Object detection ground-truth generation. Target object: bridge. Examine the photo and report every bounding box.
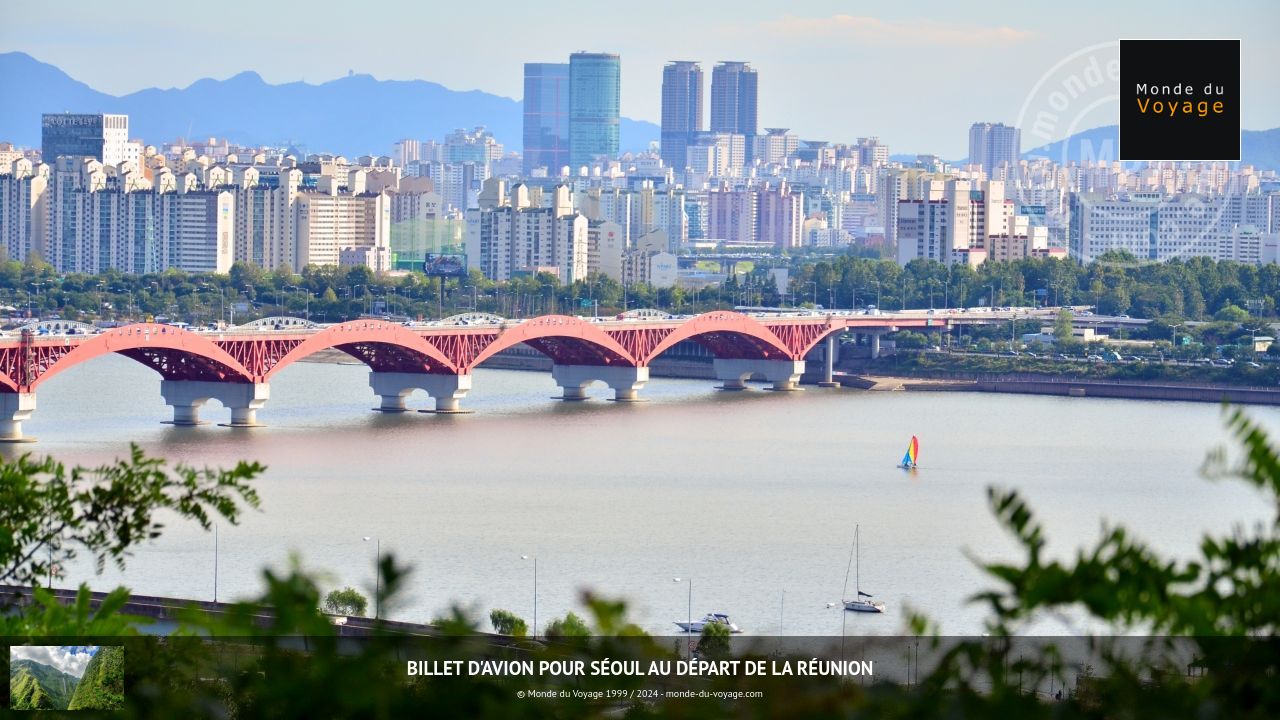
[0,308,1041,441]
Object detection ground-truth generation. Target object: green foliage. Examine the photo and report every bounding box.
[321,587,368,617]
[1214,303,1250,323]
[66,646,125,710]
[544,611,590,638]
[1053,308,1074,341]
[696,621,731,658]
[9,660,77,709]
[0,444,263,589]
[488,608,528,637]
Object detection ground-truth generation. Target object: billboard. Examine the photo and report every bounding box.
[423,253,467,278]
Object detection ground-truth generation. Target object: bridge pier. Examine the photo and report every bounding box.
[870,332,882,359]
[714,358,805,391]
[551,364,649,401]
[818,335,839,387]
[0,392,37,442]
[160,380,270,427]
[369,372,472,413]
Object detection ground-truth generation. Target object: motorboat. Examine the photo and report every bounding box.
[674,613,743,634]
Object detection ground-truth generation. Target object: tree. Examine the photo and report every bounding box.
[321,587,369,617]
[1214,303,1249,323]
[544,611,590,638]
[1053,308,1074,342]
[0,445,263,589]
[488,608,528,637]
[697,620,731,658]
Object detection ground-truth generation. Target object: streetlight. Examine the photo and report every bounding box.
[673,577,692,659]
[521,555,537,639]
[363,536,381,619]
[808,281,817,309]
[213,523,219,603]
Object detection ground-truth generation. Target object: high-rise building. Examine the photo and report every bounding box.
[568,52,621,169]
[41,113,130,165]
[709,62,758,164]
[465,180,587,283]
[294,188,391,271]
[968,123,1021,175]
[660,61,703,172]
[523,63,571,175]
[0,159,50,263]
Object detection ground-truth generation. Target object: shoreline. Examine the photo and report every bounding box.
[299,349,1280,405]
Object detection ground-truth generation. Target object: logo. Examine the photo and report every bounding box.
[1119,39,1240,161]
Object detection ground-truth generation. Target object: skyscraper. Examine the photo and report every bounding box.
[523,63,570,175]
[660,61,703,172]
[568,52,621,169]
[710,62,758,164]
[41,113,130,165]
[968,123,1021,175]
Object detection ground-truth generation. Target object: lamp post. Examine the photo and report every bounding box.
[213,523,219,603]
[673,577,692,659]
[807,281,817,308]
[521,555,537,639]
[363,536,380,619]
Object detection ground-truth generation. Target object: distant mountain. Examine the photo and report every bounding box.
[66,646,124,711]
[9,659,79,710]
[0,52,659,156]
[1023,124,1280,171]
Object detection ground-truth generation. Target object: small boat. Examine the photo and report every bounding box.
[842,524,886,614]
[674,613,743,634]
[899,435,919,469]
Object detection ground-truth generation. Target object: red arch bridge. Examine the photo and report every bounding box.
[0,308,983,441]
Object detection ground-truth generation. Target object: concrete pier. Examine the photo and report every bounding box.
[713,358,806,391]
[551,364,650,401]
[0,392,37,442]
[817,335,840,387]
[368,372,473,413]
[160,380,270,427]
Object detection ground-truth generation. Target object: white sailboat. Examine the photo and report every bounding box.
[842,524,885,614]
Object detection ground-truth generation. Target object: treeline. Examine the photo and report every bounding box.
[787,250,1280,319]
[1,250,1277,325]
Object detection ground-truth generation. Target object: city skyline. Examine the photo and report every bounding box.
[3,1,1278,158]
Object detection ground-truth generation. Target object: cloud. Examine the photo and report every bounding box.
[756,14,1034,48]
[10,645,99,678]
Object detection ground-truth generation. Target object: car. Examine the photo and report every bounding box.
[1248,361,1262,368]
[1025,351,1039,358]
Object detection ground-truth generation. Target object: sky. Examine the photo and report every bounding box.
[3,0,1277,157]
[11,645,99,678]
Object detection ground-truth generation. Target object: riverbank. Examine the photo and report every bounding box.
[299,348,1280,405]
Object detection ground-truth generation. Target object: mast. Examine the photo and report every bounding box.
[855,524,860,596]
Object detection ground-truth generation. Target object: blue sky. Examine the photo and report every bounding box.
[3,0,1276,156]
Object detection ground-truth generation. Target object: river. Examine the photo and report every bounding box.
[6,354,1274,637]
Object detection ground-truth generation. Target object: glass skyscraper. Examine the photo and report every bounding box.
[710,62,758,163]
[568,52,621,169]
[660,61,703,172]
[523,63,570,175]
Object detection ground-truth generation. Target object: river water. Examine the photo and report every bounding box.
[6,354,1274,637]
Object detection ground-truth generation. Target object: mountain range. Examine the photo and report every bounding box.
[1022,125,1280,171]
[9,658,80,710]
[0,52,659,156]
[1,52,1275,169]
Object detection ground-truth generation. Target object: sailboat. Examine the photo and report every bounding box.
[842,524,885,614]
[899,435,919,469]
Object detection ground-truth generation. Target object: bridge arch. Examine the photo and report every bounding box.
[638,311,793,364]
[261,319,461,379]
[467,315,637,370]
[19,323,254,392]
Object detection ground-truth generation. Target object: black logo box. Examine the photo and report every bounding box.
[1119,39,1240,161]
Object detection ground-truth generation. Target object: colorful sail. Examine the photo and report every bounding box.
[901,435,919,467]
